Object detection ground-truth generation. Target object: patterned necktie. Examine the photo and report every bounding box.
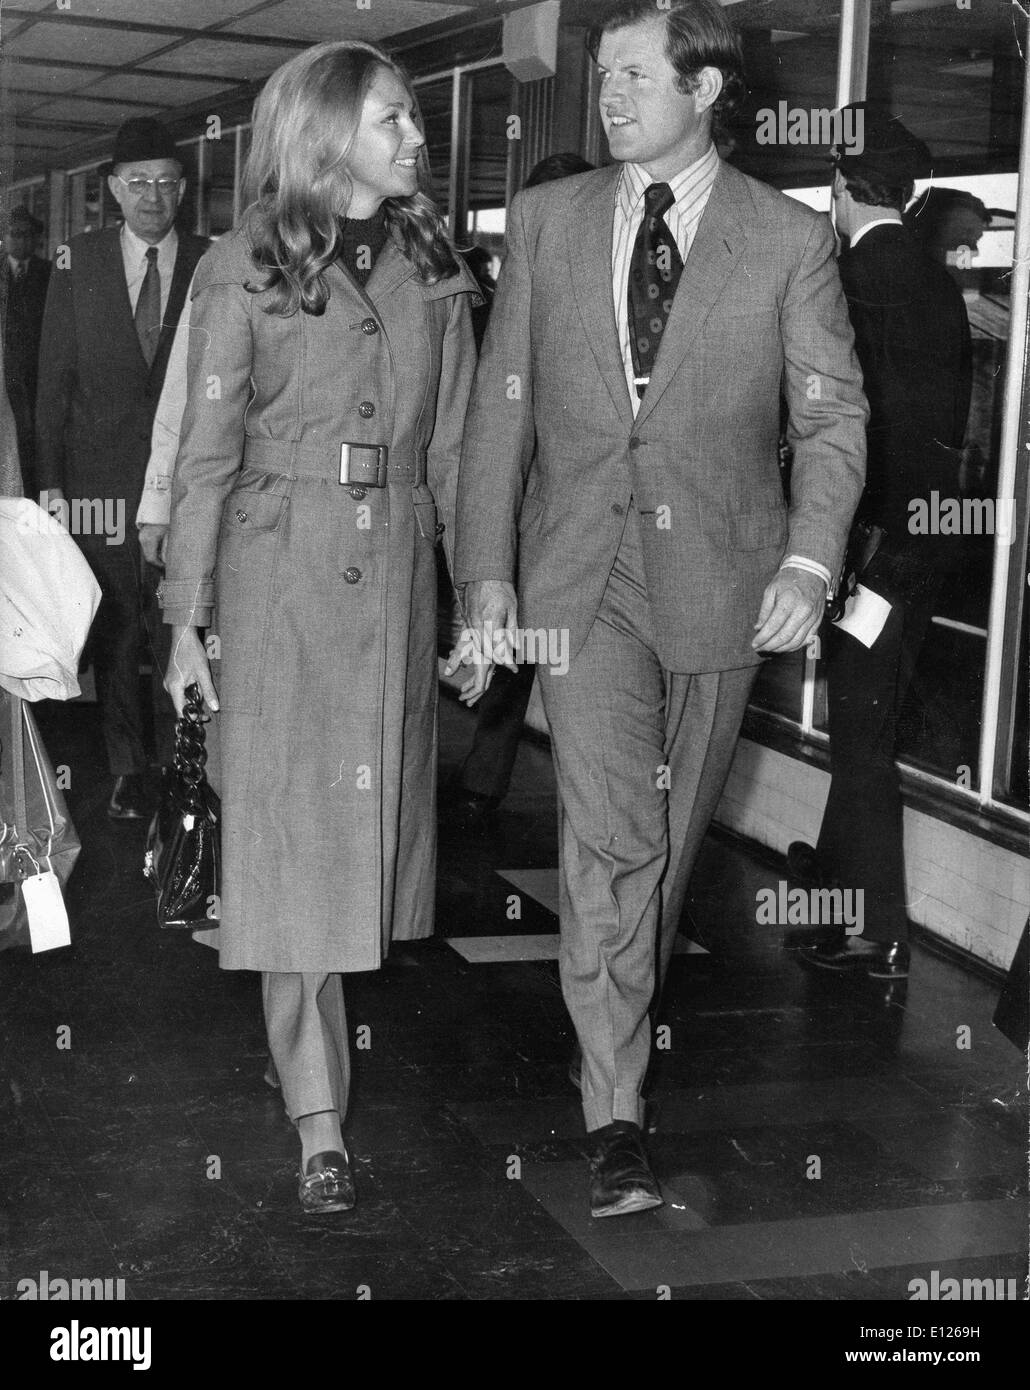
[134,245,160,366]
[628,183,684,400]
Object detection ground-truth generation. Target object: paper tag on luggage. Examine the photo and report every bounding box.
[23,870,72,953]
[832,583,892,648]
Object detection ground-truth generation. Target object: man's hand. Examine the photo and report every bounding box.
[139,522,169,568]
[443,579,518,706]
[752,566,825,654]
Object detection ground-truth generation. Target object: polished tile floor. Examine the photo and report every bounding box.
[1,692,1026,1302]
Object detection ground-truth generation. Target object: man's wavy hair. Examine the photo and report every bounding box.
[587,0,747,136]
[242,40,459,315]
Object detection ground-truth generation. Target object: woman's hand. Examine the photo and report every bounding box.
[165,625,220,717]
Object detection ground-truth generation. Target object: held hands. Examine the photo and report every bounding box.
[443,579,519,706]
[165,626,219,718]
[752,566,826,654]
[139,523,169,568]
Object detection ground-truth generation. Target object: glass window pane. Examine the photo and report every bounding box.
[206,131,237,238]
[415,77,453,220]
[465,65,511,256]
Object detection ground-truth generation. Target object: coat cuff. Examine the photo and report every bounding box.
[159,576,213,628]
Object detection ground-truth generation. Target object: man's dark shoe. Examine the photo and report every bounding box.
[298,1149,356,1214]
[587,1120,663,1218]
[107,773,147,820]
[802,937,910,979]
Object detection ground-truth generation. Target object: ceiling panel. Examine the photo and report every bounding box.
[88,72,238,103]
[26,97,165,126]
[1,64,93,94]
[3,23,170,66]
[13,125,90,147]
[61,0,263,23]
[142,38,304,80]
[223,0,471,42]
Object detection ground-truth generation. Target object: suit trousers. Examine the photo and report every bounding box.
[261,972,351,1122]
[536,507,757,1130]
[816,548,942,943]
[81,540,175,775]
[458,661,536,802]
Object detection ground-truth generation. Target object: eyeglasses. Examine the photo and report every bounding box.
[115,176,182,197]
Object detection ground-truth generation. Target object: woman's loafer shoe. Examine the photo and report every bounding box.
[298,1149,355,1214]
[588,1121,663,1218]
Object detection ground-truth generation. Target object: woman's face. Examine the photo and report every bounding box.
[344,65,425,217]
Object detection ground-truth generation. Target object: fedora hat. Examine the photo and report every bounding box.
[105,118,181,176]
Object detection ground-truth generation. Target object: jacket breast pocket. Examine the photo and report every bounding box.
[213,487,291,715]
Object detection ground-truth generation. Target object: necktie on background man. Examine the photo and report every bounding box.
[628,183,684,400]
[134,246,160,366]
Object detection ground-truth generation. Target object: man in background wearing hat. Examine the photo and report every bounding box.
[1,205,51,500]
[35,118,208,820]
[791,106,972,980]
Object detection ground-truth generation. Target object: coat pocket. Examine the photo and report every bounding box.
[212,487,291,715]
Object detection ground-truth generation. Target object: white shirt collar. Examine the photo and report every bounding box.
[120,221,177,267]
[848,216,903,249]
[618,143,719,218]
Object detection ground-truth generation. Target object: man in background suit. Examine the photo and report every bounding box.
[35,118,208,819]
[1,206,51,501]
[792,108,973,980]
[453,0,867,1217]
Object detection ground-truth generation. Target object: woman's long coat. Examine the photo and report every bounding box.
[161,226,479,973]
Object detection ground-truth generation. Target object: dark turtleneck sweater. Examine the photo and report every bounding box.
[339,210,390,287]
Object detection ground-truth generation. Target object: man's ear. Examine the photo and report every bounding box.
[693,66,724,115]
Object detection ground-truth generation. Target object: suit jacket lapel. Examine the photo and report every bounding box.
[101,225,144,366]
[634,160,751,430]
[568,167,634,429]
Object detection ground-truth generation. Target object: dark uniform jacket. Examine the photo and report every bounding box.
[838,223,972,567]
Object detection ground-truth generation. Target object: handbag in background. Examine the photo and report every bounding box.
[0,688,80,952]
[144,683,221,929]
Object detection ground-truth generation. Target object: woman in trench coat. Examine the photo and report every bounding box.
[161,40,482,1213]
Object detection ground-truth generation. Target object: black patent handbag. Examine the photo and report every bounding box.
[144,683,221,929]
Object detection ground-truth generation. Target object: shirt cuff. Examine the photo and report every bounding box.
[779,555,832,590]
[136,480,172,527]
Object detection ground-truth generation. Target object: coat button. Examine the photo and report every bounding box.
[235,509,248,523]
[358,401,376,418]
[348,486,367,501]
[360,318,379,335]
[435,521,446,537]
[344,567,362,584]
[611,503,624,516]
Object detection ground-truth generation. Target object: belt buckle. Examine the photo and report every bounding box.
[339,442,388,488]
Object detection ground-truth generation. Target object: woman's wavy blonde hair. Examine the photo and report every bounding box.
[242,40,459,315]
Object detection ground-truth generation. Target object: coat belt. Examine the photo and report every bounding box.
[242,437,428,487]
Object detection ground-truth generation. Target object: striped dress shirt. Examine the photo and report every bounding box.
[610,146,831,592]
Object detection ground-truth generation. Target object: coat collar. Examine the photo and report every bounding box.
[567,165,632,428]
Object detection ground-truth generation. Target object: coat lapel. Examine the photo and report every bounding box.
[568,167,634,429]
[633,160,752,430]
[151,232,202,384]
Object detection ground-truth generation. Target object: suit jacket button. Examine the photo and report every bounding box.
[435,521,446,537]
[629,437,641,450]
[358,401,375,418]
[344,567,362,584]
[361,318,379,335]
[348,485,367,500]
[611,503,624,516]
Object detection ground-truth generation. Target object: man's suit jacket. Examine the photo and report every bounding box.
[838,224,972,566]
[454,160,868,674]
[35,224,208,543]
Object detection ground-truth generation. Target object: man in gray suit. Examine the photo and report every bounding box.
[453,0,867,1218]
